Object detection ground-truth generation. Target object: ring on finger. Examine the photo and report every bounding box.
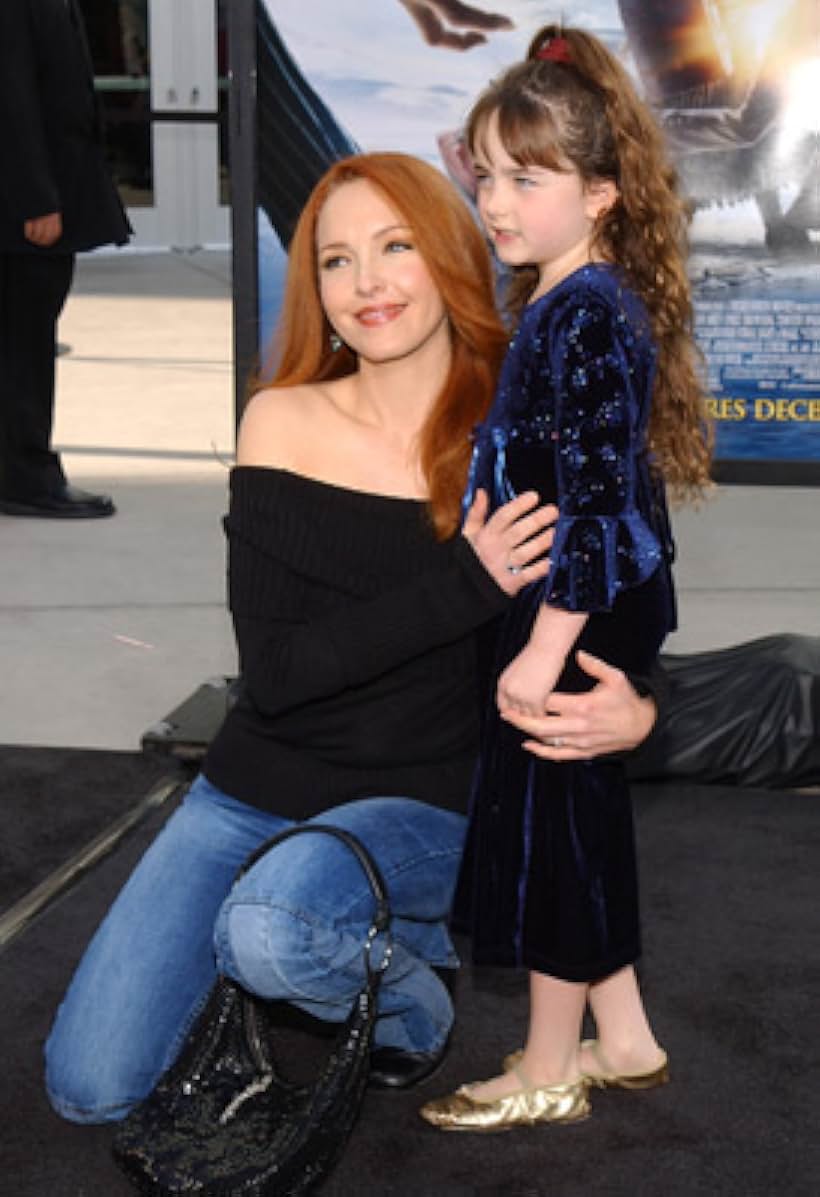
[506,561,523,575]
[549,736,564,748]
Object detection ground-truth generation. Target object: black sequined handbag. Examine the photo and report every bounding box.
[112,823,392,1196]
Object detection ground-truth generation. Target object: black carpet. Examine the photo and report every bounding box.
[0,746,177,909]
[1,749,819,1197]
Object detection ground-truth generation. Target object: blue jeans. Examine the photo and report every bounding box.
[45,775,466,1124]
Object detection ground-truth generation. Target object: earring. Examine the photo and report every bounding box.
[329,332,343,352]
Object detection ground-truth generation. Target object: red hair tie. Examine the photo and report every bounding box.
[535,37,572,64]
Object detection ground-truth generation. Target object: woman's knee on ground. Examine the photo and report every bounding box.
[44,1026,145,1125]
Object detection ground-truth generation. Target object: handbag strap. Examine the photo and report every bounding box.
[235,822,392,978]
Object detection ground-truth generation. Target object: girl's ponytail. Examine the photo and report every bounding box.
[497,24,714,495]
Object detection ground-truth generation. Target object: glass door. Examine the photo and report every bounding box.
[84,0,230,249]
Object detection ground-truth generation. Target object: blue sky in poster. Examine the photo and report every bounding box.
[272,1,622,163]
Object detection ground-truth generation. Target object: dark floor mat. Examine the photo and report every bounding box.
[1,759,819,1196]
[0,745,180,911]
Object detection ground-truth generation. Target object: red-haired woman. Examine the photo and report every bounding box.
[45,153,658,1123]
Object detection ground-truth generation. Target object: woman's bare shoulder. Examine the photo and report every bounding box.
[236,383,330,467]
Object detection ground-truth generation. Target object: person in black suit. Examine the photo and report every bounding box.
[0,0,131,518]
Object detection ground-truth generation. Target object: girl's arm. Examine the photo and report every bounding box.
[501,650,660,758]
[497,287,665,716]
[540,290,665,613]
[496,604,587,716]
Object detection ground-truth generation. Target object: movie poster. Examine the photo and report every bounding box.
[254,0,820,471]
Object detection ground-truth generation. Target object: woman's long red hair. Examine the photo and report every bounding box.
[257,152,508,537]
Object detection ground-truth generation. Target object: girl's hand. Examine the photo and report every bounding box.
[496,642,562,716]
[462,489,556,596]
[501,650,658,759]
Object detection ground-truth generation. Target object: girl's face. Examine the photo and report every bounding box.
[316,179,449,368]
[472,110,615,296]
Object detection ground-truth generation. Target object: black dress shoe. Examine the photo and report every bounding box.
[0,483,116,519]
[368,1035,451,1090]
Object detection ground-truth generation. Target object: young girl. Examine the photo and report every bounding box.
[421,25,712,1131]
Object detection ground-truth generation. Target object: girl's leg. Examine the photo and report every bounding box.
[215,797,466,1054]
[467,971,588,1101]
[584,964,666,1076]
[525,971,588,1082]
[45,776,290,1123]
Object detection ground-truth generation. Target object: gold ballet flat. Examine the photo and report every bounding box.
[579,1039,669,1090]
[419,1065,590,1132]
[504,1040,669,1090]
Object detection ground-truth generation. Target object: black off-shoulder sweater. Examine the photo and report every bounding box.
[203,468,510,819]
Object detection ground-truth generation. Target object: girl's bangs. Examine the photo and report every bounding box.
[471,99,568,173]
[497,102,568,170]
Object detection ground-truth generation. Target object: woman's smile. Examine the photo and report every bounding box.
[355,303,407,327]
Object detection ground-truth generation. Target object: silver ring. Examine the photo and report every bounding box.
[506,563,522,575]
[550,737,564,748]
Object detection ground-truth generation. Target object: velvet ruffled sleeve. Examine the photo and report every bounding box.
[540,290,665,612]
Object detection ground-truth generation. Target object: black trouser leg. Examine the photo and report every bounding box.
[0,251,75,498]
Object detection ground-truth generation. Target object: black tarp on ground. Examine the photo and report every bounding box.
[629,635,820,790]
[2,749,819,1196]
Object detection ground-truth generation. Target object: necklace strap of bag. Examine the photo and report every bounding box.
[235,823,392,973]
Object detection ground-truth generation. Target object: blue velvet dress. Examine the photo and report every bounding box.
[451,263,677,982]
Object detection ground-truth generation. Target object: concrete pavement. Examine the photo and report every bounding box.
[1,250,236,750]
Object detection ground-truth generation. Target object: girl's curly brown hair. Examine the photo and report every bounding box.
[467,24,713,498]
